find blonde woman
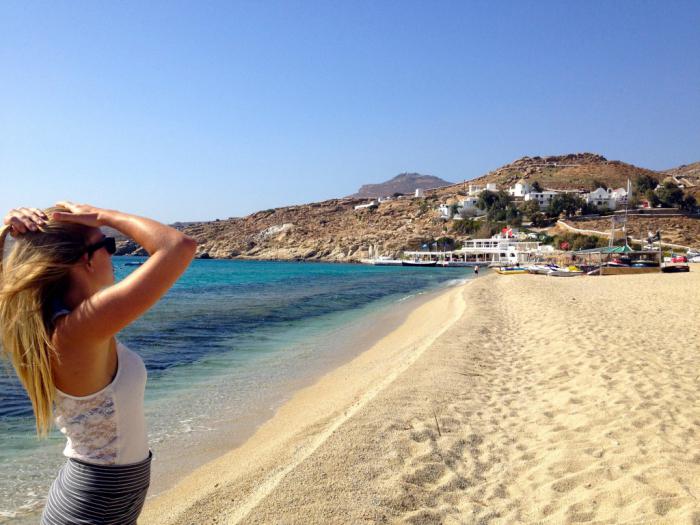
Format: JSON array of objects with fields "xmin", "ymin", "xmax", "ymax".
[{"xmin": 0, "ymin": 203, "xmax": 196, "ymax": 524}]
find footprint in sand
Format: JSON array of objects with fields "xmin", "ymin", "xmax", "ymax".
[
  {"xmin": 551, "ymin": 476, "xmax": 579, "ymax": 493},
  {"xmin": 654, "ymin": 497, "xmax": 681, "ymax": 517}
]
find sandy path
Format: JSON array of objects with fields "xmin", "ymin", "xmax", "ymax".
[{"xmin": 142, "ymin": 272, "xmax": 700, "ymax": 525}]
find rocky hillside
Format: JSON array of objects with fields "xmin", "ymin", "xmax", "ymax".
[
  {"xmin": 661, "ymin": 161, "xmax": 700, "ymax": 198},
  {"xmin": 117, "ymin": 195, "xmax": 458, "ymax": 260},
  {"xmin": 115, "ymin": 153, "xmax": 700, "ymax": 260},
  {"xmin": 350, "ymin": 173, "xmax": 453, "ymax": 198},
  {"xmin": 561, "ymin": 216, "xmax": 700, "ymax": 249}
]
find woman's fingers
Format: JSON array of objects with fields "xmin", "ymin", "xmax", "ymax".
[
  {"xmin": 52, "ymin": 202, "xmax": 102, "ymax": 227},
  {"xmin": 4, "ymin": 213, "xmax": 32, "ymax": 233},
  {"xmin": 28, "ymin": 208, "xmax": 48, "ymax": 226},
  {"xmin": 17, "ymin": 207, "xmax": 46, "ymax": 231},
  {"xmin": 4, "ymin": 203, "xmax": 100, "ymax": 234},
  {"xmin": 4, "ymin": 206, "xmax": 54, "ymax": 236},
  {"xmin": 52, "ymin": 211, "xmax": 100, "ymax": 227},
  {"xmin": 52, "ymin": 211, "xmax": 81, "ymax": 222}
]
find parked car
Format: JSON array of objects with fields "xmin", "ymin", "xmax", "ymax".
[{"xmin": 672, "ymin": 255, "xmax": 688, "ymax": 263}]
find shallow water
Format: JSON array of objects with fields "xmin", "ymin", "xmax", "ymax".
[{"xmin": 0, "ymin": 257, "xmax": 475, "ymax": 522}]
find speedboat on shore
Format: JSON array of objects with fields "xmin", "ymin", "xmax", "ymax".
[
  {"xmin": 495, "ymin": 266, "xmax": 529, "ymax": 275},
  {"xmin": 528, "ymin": 264, "xmax": 559, "ymax": 275},
  {"xmin": 547, "ymin": 266, "xmax": 584, "ymax": 277}
]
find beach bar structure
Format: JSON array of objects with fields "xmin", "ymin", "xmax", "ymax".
[
  {"xmin": 401, "ymin": 237, "xmax": 543, "ymax": 267},
  {"xmin": 453, "ymin": 237, "xmax": 542, "ymax": 266},
  {"xmin": 573, "ymin": 245, "xmax": 662, "ymax": 275}
]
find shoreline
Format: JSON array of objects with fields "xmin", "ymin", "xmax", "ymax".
[
  {"xmin": 145, "ymin": 280, "xmax": 463, "ymax": 499},
  {"xmin": 142, "ymin": 271, "xmax": 699, "ymax": 524},
  {"xmin": 140, "ymin": 276, "xmax": 470, "ymax": 524}
]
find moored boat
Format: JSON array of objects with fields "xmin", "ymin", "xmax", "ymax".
[
  {"xmin": 661, "ymin": 263, "xmax": 690, "ymax": 273},
  {"xmin": 401, "ymin": 260, "xmax": 438, "ymax": 267},
  {"xmin": 436, "ymin": 260, "xmax": 480, "ymax": 267},
  {"xmin": 361, "ymin": 256, "xmax": 403, "ymax": 266},
  {"xmin": 631, "ymin": 259, "xmax": 660, "ymax": 268}
]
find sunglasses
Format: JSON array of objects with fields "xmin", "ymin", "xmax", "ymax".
[{"xmin": 85, "ymin": 236, "xmax": 117, "ymax": 257}]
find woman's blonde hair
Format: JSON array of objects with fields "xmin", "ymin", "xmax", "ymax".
[{"xmin": 0, "ymin": 207, "xmax": 91, "ymax": 436}]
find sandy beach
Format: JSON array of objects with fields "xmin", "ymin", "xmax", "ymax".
[{"xmin": 141, "ymin": 271, "xmax": 700, "ymax": 525}]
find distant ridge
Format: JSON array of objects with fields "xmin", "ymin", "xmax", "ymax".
[{"xmin": 350, "ymin": 173, "xmax": 454, "ymax": 198}]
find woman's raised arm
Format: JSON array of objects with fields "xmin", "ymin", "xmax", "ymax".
[{"xmin": 54, "ymin": 202, "xmax": 197, "ymax": 345}]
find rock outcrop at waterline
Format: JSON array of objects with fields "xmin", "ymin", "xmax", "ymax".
[{"xmin": 167, "ymin": 196, "xmax": 452, "ymax": 261}]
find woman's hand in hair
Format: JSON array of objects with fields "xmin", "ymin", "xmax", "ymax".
[
  {"xmin": 52, "ymin": 202, "xmax": 104, "ymax": 228},
  {"xmin": 3, "ymin": 207, "xmax": 49, "ymax": 235}
]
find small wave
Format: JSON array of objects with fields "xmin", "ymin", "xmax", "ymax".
[
  {"xmin": 0, "ymin": 498, "xmax": 45, "ymax": 519},
  {"xmin": 441, "ymin": 278, "xmax": 472, "ymax": 288}
]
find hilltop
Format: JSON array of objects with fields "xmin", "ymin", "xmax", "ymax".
[
  {"xmin": 115, "ymin": 153, "xmax": 700, "ymax": 260},
  {"xmin": 438, "ymin": 153, "xmax": 659, "ymax": 193}
]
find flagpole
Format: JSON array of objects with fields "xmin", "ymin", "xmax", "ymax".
[{"xmin": 623, "ymin": 178, "xmax": 631, "ymax": 248}]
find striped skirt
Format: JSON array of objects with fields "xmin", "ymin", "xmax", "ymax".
[{"xmin": 41, "ymin": 452, "xmax": 152, "ymax": 525}]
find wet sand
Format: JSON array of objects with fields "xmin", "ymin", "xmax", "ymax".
[{"xmin": 141, "ymin": 271, "xmax": 700, "ymax": 524}]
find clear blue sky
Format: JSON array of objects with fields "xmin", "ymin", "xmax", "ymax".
[{"xmin": 2, "ymin": 1, "xmax": 699, "ymax": 223}]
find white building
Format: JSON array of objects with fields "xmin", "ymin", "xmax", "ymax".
[
  {"xmin": 438, "ymin": 196, "xmax": 485, "ymax": 220},
  {"xmin": 414, "ymin": 188, "xmax": 425, "ymax": 198},
  {"xmin": 609, "ymin": 187, "xmax": 628, "ymax": 205},
  {"xmin": 585, "ymin": 188, "xmax": 617, "ymax": 210},
  {"xmin": 508, "ymin": 180, "xmax": 532, "ymax": 198},
  {"xmin": 467, "ymin": 183, "xmax": 497, "ymax": 196},
  {"xmin": 458, "ymin": 196, "xmax": 484, "ymax": 217},
  {"xmin": 438, "ymin": 204, "xmax": 453, "ymax": 220},
  {"xmin": 354, "ymin": 201, "xmax": 378, "ymax": 210},
  {"xmin": 524, "ymin": 191, "xmax": 559, "ymax": 210}
]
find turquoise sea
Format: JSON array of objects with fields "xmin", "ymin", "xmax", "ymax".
[{"xmin": 0, "ymin": 257, "xmax": 476, "ymax": 522}]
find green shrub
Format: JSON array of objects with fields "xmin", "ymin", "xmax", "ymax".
[
  {"xmin": 547, "ymin": 194, "xmax": 585, "ymax": 218},
  {"xmin": 451, "ymin": 218, "xmax": 479, "ymax": 235},
  {"xmin": 531, "ymin": 212, "xmax": 550, "ymax": 227}
]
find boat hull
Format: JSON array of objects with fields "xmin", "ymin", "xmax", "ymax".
[
  {"xmin": 661, "ymin": 264, "xmax": 690, "ymax": 273},
  {"xmin": 495, "ymin": 268, "xmax": 529, "ymax": 275},
  {"xmin": 437, "ymin": 261, "xmax": 481, "ymax": 267},
  {"xmin": 401, "ymin": 261, "xmax": 438, "ymax": 267},
  {"xmin": 547, "ymin": 270, "xmax": 584, "ymax": 277},
  {"xmin": 599, "ymin": 266, "xmax": 661, "ymax": 275}
]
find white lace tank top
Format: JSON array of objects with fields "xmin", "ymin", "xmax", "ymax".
[{"xmin": 53, "ymin": 341, "xmax": 149, "ymax": 465}]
